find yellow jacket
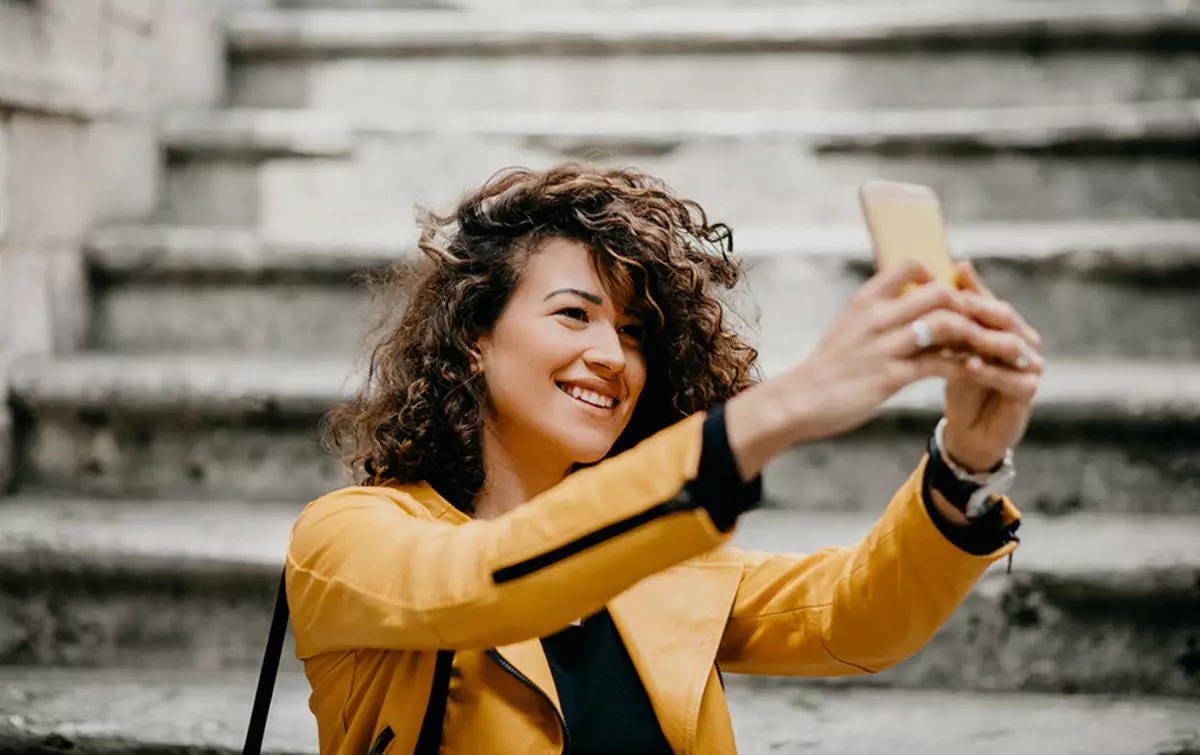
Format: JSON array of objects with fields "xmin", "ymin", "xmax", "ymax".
[{"xmin": 286, "ymin": 413, "xmax": 1020, "ymax": 755}]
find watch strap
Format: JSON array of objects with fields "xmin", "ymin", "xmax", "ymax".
[{"xmin": 927, "ymin": 421, "xmax": 1011, "ymax": 519}]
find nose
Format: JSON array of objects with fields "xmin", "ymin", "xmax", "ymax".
[{"xmin": 583, "ymin": 325, "xmax": 627, "ymax": 378}]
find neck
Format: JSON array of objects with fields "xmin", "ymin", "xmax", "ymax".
[{"xmin": 473, "ymin": 423, "xmax": 572, "ymax": 520}]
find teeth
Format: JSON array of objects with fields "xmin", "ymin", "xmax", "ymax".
[{"xmin": 563, "ymin": 384, "xmax": 615, "ymax": 409}]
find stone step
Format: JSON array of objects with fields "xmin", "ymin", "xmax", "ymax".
[
  {"xmin": 275, "ymin": 0, "xmax": 1188, "ymax": 10},
  {"xmin": 2, "ymin": 672, "xmax": 1198, "ymax": 755},
  {"xmin": 86, "ymin": 221, "xmax": 1200, "ymax": 358},
  {"xmin": 226, "ymin": 4, "xmax": 1200, "ymax": 111},
  {"xmin": 1, "ymin": 495, "xmax": 1199, "ymax": 697},
  {"xmin": 228, "ymin": 4, "xmax": 1200, "ymax": 57},
  {"xmin": 157, "ymin": 104, "xmax": 1200, "ymax": 240},
  {"xmin": 6, "ymin": 354, "xmax": 1200, "ymax": 514}
]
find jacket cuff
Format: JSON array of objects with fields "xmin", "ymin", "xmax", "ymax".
[
  {"xmin": 922, "ymin": 449, "xmax": 1019, "ymax": 556},
  {"xmin": 688, "ymin": 404, "xmax": 763, "ymax": 532}
]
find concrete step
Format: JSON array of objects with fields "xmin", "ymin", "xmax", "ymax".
[
  {"xmin": 226, "ymin": 4, "xmax": 1200, "ymax": 111},
  {"xmin": 228, "ymin": 4, "xmax": 1200, "ymax": 57},
  {"xmin": 276, "ymin": 0, "xmax": 1190, "ymax": 10},
  {"xmin": 85, "ymin": 221, "xmax": 1200, "ymax": 358},
  {"xmin": 2, "ymin": 495, "xmax": 1199, "ymax": 697},
  {"xmin": 157, "ymin": 104, "xmax": 1200, "ymax": 240},
  {"xmin": 6, "ymin": 354, "xmax": 1200, "ymax": 514},
  {"xmin": 2, "ymin": 672, "xmax": 1198, "ymax": 755}
]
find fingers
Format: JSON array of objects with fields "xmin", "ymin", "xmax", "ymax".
[
  {"xmin": 872, "ymin": 282, "xmax": 964, "ymax": 334},
  {"xmin": 859, "ymin": 258, "xmax": 935, "ymax": 303},
  {"xmin": 961, "ymin": 293, "xmax": 1044, "ymax": 350},
  {"xmin": 881, "ymin": 309, "xmax": 1045, "ymax": 372},
  {"xmin": 955, "ymin": 261, "xmax": 1044, "ymax": 348},
  {"xmin": 953, "ymin": 260, "xmax": 995, "ymax": 298},
  {"xmin": 892, "ymin": 352, "xmax": 971, "ymax": 386},
  {"xmin": 884, "ymin": 347, "xmax": 1041, "ymax": 401},
  {"xmin": 961, "ymin": 354, "xmax": 1040, "ymax": 401}
]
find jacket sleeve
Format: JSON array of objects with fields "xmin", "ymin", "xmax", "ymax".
[
  {"xmin": 287, "ymin": 412, "xmax": 745, "ymax": 656},
  {"xmin": 716, "ymin": 456, "xmax": 1021, "ymax": 676}
]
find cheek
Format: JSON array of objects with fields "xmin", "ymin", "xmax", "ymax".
[
  {"xmin": 626, "ymin": 352, "xmax": 649, "ymax": 403},
  {"xmin": 488, "ymin": 325, "xmax": 568, "ymax": 393}
]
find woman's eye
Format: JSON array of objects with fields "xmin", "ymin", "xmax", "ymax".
[
  {"xmin": 619, "ymin": 324, "xmax": 644, "ymax": 341},
  {"xmin": 556, "ymin": 307, "xmax": 588, "ymax": 322}
]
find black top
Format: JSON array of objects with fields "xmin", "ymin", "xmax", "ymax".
[
  {"xmin": 542, "ymin": 609, "xmax": 675, "ymax": 755},
  {"xmin": 538, "ymin": 406, "xmax": 1015, "ymax": 754}
]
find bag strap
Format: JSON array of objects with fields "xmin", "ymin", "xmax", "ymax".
[
  {"xmin": 415, "ymin": 649, "xmax": 456, "ymax": 754},
  {"xmin": 243, "ymin": 569, "xmax": 456, "ymax": 755},
  {"xmin": 243, "ymin": 570, "xmax": 289, "ymax": 755}
]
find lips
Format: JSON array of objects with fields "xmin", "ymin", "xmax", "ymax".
[{"xmin": 556, "ymin": 382, "xmax": 619, "ymax": 410}]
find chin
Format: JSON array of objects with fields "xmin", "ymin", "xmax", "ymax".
[{"xmin": 557, "ymin": 431, "xmax": 621, "ymax": 466}]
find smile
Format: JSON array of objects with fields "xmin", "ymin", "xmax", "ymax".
[{"xmin": 557, "ymin": 382, "xmax": 619, "ymax": 410}]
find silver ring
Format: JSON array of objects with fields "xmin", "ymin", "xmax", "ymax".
[{"xmin": 911, "ymin": 319, "xmax": 934, "ymax": 350}]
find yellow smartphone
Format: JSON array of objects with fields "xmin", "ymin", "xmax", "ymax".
[{"xmin": 859, "ymin": 180, "xmax": 957, "ymax": 293}]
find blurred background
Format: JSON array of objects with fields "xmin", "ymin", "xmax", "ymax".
[{"xmin": 1, "ymin": 0, "xmax": 1199, "ymax": 752}]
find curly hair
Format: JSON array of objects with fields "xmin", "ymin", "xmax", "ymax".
[{"xmin": 322, "ymin": 164, "xmax": 760, "ymax": 513}]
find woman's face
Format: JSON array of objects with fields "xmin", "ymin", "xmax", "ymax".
[{"xmin": 476, "ymin": 237, "xmax": 648, "ymax": 469}]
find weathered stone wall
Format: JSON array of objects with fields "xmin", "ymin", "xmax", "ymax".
[{"xmin": 0, "ymin": 0, "xmax": 225, "ymax": 489}]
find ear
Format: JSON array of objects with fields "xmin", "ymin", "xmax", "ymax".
[{"xmin": 468, "ymin": 336, "xmax": 488, "ymax": 375}]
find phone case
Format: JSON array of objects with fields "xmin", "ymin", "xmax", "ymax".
[{"xmin": 859, "ymin": 180, "xmax": 957, "ymax": 290}]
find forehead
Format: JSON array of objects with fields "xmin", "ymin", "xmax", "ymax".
[
  {"xmin": 521, "ymin": 237, "xmax": 598, "ymax": 286},
  {"xmin": 518, "ymin": 237, "xmax": 636, "ymax": 310}
]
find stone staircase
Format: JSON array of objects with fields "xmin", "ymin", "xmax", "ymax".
[{"xmin": 3, "ymin": 2, "xmax": 1200, "ymax": 753}]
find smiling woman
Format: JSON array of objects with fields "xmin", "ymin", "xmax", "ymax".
[
  {"xmin": 280, "ymin": 164, "xmax": 1041, "ymax": 755},
  {"xmin": 322, "ymin": 165, "xmax": 757, "ymax": 515}
]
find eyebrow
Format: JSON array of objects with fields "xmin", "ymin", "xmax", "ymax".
[{"xmin": 544, "ymin": 288, "xmax": 603, "ymax": 306}]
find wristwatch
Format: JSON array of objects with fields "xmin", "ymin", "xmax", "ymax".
[{"xmin": 928, "ymin": 417, "xmax": 1016, "ymax": 520}]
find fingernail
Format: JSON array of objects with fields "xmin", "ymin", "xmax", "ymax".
[{"xmin": 1016, "ymin": 355, "xmax": 1030, "ymax": 370}]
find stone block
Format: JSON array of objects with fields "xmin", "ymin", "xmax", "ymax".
[
  {"xmin": 152, "ymin": 0, "xmax": 224, "ymax": 110},
  {"xmin": 87, "ymin": 118, "xmax": 161, "ymax": 224},
  {"xmin": 0, "ymin": 115, "xmax": 8, "ymax": 243},
  {"xmin": 39, "ymin": 1, "xmax": 106, "ymax": 79},
  {"xmin": 0, "ymin": 354, "xmax": 10, "ymax": 493},
  {"xmin": 0, "ymin": 394, "xmax": 10, "ymax": 493},
  {"xmin": 45, "ymin": 246, "xmax": 88, "ymax": 353},
  {"xmin": 108, "ymin": 0, "xmax": 161, "ymax": 29},
  {"xmin": 5, "ymin": 114, "xmax": 90, "ymax": 245},
  {"xmin": 0, "ymin": 1, "xmax": 40, "ymax": 73},
  {"xmin": 100, "ymin": 10, "xmax": 156, "ymax": 112},
  {"xmin": 161, "ymin": 159, "xmax": 261, "ymax": 226},
  {"xmin": 0, "ymin": 246, "xmax": 87, "ymax": 358},
  {"xmin": 0, "ymin": 249, "xmax": 56, "ymax": 358}
]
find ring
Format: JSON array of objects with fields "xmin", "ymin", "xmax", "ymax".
[{"xmin": 911, "ymin": 319, "xmax": 934, "ymax": 350}]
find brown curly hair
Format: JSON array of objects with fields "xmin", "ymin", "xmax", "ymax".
[{"xmin": 322, "ymin": 164, "xmax": 760, "ymax": 513}]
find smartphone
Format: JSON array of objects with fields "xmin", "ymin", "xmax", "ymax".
[{"xmin": 859, "ymin": 180, "xmax": 957, "ymax": 293}]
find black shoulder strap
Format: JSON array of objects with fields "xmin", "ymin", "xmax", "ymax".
[
  {"xmin": 243, "ymin": 570, "xmax": 289, "ymax": 755},
  {"xmin": 415, "ymin": 649, "xmax": 456, "ymax": 754},
  {"xmin": 242, "ymin": 569, "xmax": 456, "ymax": 755}
]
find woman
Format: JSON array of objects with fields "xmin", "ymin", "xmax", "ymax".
[{"xmin": 288, "ymin": 164, "xmax": 1043, "ymax": 755}]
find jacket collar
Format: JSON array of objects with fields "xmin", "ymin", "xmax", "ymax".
[{"xmin": 608, "ymin": 561, "xmax": 743, "ymax": 755}]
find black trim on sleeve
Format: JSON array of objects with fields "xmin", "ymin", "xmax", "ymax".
[
  {"xmin": 492, "ymin": 492, "xmax": 703, "ymax": 583},
  {"xmin": 694, "ymin": 404, "xmax": 763, "ymax": 532},
  {"xmin": 922, "ymin": 437, "xmax": 1019, "ymax": 556},
  {"xmin": 491, "ymin": 407, "xmax": 761, "ymax": 584}
]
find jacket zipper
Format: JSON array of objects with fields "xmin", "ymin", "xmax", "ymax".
[
  {"xmin": 1003, "ymin": 522, "xmax": 1021, "ymax": 575},
  {"xmin": 367, "ymin": 725, "xmax": 394, "ymax": 755},
  {"xmin": 493, "ymin": 492, "xmax": 700, "ymax": 584},
  {"xmin": 485, "ymin": 649, "xmax": 573, "ymax": 754}
]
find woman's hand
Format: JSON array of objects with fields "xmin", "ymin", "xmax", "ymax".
[
  {"xmin": 940, "ymin": 261, "xmax": 1044, "ymax": 472},
  {"xmin": 783, "ymin": 258, "xmax": 1035, "ymax": 445},
  {"xmin": 726, "ymin": 257, "xmax": 1043, "ymax": 482}
]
